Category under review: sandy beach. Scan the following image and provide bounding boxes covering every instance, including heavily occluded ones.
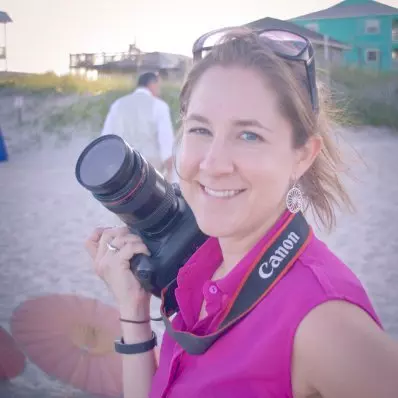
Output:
[1,125,398,397]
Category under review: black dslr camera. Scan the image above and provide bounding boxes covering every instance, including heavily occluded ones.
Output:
[75,134,208,298]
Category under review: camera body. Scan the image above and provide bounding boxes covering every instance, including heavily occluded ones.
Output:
[130,187,208,297]
[75,134,208,297]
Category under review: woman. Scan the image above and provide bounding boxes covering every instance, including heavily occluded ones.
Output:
[85,28,398,398]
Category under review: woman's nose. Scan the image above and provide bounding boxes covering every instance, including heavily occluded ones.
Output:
[199,138,234,175]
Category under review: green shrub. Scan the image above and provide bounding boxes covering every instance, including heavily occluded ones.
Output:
[329,67,398,130]
[4,68,396,133]
[38,83,182,134]
[0,72,134,94]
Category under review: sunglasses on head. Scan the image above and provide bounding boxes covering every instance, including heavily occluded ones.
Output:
[192,27,319,114]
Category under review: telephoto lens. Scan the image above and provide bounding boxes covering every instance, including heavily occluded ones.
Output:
[75,134,178,234]
[75,134,208,297]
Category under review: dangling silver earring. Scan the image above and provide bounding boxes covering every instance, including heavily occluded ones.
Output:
[286,181,304,214]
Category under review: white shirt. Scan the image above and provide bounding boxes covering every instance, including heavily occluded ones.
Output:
[101,87,174,164]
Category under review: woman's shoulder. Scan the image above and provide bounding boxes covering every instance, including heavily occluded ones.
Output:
[291,296,391,398]
[297,235,367,294]
[285,234,381,326]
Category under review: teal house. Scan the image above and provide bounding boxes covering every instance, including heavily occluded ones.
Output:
[290,0,398,71]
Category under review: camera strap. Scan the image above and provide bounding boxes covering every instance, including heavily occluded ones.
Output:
[160,211,312,355]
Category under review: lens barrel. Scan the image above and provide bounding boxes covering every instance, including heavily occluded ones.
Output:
[75,134,178,235]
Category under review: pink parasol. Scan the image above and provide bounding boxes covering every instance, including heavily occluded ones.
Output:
[0,326,26,380]
[11,294,124,397]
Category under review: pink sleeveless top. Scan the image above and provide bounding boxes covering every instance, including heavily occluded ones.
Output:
[150,211,382,398]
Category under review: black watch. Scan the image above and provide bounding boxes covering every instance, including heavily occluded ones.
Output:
[114,331,157,355]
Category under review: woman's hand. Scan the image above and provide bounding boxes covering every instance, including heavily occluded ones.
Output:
[85,226,151,315]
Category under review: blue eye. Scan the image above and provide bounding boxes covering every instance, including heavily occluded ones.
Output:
[241,131,261,142]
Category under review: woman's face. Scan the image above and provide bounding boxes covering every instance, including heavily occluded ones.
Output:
[178,66,318,239]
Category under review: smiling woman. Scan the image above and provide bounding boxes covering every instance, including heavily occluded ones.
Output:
[177,64,318,242]
[176,30,351,236]
[150,28,398,398]
[86,27,398,398]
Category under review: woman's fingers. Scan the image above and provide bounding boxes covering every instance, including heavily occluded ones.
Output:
[97,226,129,259]
[85,226,152,308]
[111,234,144,250]
[116,241,151,261]
[85,227,107,260]
[97,241,150,279]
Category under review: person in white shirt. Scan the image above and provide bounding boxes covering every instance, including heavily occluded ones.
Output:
[101,72,176,182]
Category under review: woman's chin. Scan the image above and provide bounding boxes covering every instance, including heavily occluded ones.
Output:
[196,218,236,238]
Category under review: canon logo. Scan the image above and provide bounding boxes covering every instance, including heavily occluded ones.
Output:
[258,232,300,279]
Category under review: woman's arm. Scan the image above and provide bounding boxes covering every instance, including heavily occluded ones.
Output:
[120,305,158,398]
[292,300,398,398]
[85,227,158,398]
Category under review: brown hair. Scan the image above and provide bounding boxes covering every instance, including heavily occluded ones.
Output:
[177,28,354,231]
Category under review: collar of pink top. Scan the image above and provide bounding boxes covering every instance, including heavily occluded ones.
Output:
[174,210,292,331]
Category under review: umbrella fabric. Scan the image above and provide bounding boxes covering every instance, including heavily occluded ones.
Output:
[0,326,26,380]
[11,294,124,397]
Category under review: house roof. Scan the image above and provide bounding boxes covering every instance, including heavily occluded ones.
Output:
[291,0,398,20]
[244,17,350,49]
[0,11,12,23]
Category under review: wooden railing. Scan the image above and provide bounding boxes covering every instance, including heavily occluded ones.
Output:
[69,52,141,69]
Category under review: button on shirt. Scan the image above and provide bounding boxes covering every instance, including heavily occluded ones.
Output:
[150,210,382,398]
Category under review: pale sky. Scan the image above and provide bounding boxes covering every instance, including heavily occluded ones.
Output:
[1,0,397,74]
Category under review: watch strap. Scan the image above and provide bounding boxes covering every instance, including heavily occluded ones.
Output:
[114,331,157,354]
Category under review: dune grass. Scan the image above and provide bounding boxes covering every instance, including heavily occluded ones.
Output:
[328,67,398,130]
[0,72,182,135]
[1,68,397,134]
[0,71,133,94]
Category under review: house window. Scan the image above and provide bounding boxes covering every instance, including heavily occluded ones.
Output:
[392,49,398,63]
[365,19,380,34]
[305,23,319,32]
[393,19,398,41]
[365,49,379,63]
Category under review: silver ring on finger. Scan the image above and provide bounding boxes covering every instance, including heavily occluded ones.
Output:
[106,242,119,252]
